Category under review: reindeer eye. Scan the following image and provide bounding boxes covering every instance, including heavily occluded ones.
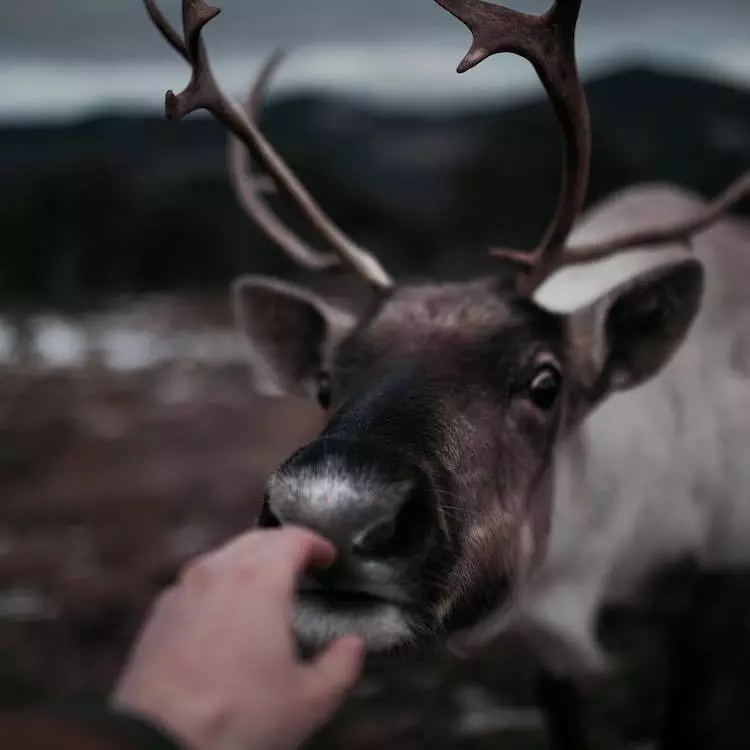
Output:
[527,366,562,411]
[317,372,332,410]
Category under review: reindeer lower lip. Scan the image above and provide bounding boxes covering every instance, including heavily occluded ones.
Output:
[293,585,417,651]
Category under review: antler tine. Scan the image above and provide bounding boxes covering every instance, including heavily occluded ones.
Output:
[434,0,591,295]
[143,0,189,60]
[555,169,750,270]
[227,51,341,272]
[142,0,393,291]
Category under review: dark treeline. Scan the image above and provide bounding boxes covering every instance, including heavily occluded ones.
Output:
[1,65,749,312]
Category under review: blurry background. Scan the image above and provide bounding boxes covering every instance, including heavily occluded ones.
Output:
[1,1,750,748]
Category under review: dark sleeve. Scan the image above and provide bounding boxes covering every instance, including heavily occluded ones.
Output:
[0,700,184,750]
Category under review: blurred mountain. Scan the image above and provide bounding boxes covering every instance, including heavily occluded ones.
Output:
[1,65,749,310]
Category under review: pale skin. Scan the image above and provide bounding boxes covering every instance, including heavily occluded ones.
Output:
[112,527,366,750]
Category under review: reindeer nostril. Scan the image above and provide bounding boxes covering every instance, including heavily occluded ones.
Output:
[352,484,433,559]
[353,517,398,557]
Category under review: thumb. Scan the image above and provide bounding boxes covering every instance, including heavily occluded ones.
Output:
[304,636,365,718]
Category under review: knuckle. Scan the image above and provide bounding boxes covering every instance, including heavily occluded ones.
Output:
[141,589,174,622]
[152,588,176,611]
[178,555,213,589]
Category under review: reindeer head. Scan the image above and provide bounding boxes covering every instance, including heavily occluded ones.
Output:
[145,0,749,654]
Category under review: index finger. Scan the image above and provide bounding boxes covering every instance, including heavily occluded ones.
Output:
[201,526,338,592]
[258,526,338,596]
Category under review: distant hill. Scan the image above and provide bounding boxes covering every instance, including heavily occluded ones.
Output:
[1,65,749,310]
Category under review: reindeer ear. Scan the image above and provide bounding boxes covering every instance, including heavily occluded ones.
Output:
[232,275,356,399]
[573,258,704,395]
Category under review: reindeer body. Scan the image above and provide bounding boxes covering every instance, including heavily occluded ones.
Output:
[497,184,750,676]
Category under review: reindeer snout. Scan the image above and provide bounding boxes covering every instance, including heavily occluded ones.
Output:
[259,436,436,563]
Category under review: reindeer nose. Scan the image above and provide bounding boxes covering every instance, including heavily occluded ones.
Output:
[258,438,435,560]
[350,486,433,558]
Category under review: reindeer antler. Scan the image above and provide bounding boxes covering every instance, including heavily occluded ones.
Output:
[551,169,750,271]
[226,51,341,272]
[434,0,591,294]
[435,0,750,296]
[143,0,392,290]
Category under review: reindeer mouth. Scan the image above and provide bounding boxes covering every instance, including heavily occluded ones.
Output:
[302,588,388,608]
[294,579,418,652]
[298,571,415,604]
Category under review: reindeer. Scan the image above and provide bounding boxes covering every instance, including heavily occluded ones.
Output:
[143,0,750,747]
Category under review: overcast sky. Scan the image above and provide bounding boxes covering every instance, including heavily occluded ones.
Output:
[1,0,749,123]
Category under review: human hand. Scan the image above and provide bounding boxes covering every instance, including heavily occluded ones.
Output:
[111,527,365,750]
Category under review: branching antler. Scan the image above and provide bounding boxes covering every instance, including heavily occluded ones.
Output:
[435,0,750,296]
[143,0,392,290]
[434,0,590,293]
[147,0,750,297]
[227,51,341,272]
[541,169,750,273]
